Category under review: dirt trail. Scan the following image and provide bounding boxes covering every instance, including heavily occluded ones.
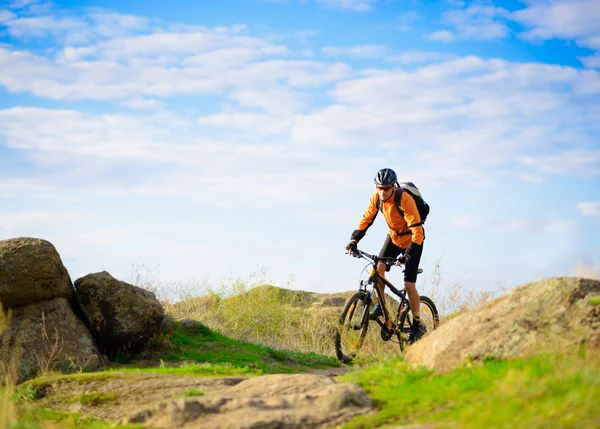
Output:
[34,372,247,421]
[32,366,363,427]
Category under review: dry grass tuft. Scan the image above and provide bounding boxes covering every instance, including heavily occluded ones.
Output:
[575,262,599,280]
[166,283,340,356]
[418,260,499,318]
[0,302,16,429]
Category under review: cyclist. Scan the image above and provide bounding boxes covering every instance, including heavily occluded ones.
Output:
[345,168,426,344]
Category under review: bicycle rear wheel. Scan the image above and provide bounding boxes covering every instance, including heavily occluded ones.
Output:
[397,295,439,351]
[334,291,371,363]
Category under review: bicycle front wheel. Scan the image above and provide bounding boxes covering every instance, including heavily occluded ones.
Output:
[397,295,439,351]
[334,291,371,363]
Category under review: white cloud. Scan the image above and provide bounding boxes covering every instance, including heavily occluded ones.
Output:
[0,106,342,206]
[430,0,600,68]
[1,7,600,195]
[1,2,151,43]
[0,212,76,232]
[71,227,129,245]
[86,10,151,38]
[451,216,573,233]
[315,0,379,12]
[520,150,600,178]
[386,51,456,64]
[451,215,484,229]
[0,10,16,22]
[447,4,511,39]
[428,4,511,42]
[290,57,600,184]
[199,111,291,135]
[0,37,350,101]
[2,14,89,41]
[497,219,573,233]
[7,0,52,15]
[577,202,600,217]
[258,0,381,11]
[121,97,164,110]
[580,53,600,69]
[427,30,455,42]
[513,0,600,48]
[322,44,388,58]
[2,6,346,105]
[234,87,310,113]
[427,0,600,68]
[0,177,59,198]
[2,48,599,187]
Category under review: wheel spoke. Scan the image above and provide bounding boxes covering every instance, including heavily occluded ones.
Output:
[335,292,370,363]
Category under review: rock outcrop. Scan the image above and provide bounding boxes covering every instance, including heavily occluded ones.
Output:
[0,237,74,307]
[125,373,372,429]
[0,297,102,382]
[406,277,600,372]
[75,271,165,356]
[0,237,165,382]
[0,237,103,382]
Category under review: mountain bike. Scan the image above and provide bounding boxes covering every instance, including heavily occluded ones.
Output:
[334,248,439,363]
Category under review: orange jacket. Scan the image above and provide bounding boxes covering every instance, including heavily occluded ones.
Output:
[355,188,424,249]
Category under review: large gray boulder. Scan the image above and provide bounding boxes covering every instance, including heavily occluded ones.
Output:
[406,277,600,372]
[74,271,165,356]
[0,237,74,308]
[0,297,102,383]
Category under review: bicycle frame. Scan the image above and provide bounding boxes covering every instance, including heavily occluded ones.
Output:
[356,253,410,331]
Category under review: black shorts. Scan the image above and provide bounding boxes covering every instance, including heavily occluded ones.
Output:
[378,234,423,283]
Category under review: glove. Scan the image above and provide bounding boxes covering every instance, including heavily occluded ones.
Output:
[345,240,358,253]
[397,254,410,265]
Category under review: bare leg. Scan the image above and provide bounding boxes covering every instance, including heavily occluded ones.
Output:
[376,261,388,299]
[405,281,420,318]
[376,262,392,323]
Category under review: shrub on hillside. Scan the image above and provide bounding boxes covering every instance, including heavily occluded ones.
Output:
[167,284,339,355]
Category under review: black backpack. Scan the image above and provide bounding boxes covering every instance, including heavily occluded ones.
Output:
[377,181,429,225]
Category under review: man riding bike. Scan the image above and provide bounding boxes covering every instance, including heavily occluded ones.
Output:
[345,168,427,344]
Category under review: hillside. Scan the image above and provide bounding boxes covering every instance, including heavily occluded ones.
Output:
[5,277,600,428]
[164,284,355,358]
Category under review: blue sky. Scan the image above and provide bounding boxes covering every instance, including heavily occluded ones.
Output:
[1,0,599,300]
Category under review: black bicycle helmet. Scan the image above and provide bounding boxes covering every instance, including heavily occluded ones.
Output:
[374,168,397,186]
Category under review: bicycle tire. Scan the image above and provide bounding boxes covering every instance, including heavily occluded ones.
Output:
[397,295,439,351]
[334,291,371,363]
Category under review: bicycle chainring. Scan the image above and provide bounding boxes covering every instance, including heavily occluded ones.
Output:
[380,326,393,341]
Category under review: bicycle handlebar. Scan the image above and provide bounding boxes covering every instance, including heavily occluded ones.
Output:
[349,248,409,268]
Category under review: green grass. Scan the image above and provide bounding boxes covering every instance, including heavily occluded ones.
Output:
[112,361,257,376]
[182,389,204,397]
[10,320,339,429]
[17,372,115,394]
[64,393,119,407]
[12,407,143,429]
[589,296,600,305]
[340,351,600,429]
[154,321,339,374]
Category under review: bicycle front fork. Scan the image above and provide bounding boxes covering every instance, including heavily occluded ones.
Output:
[369,284,394,330]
